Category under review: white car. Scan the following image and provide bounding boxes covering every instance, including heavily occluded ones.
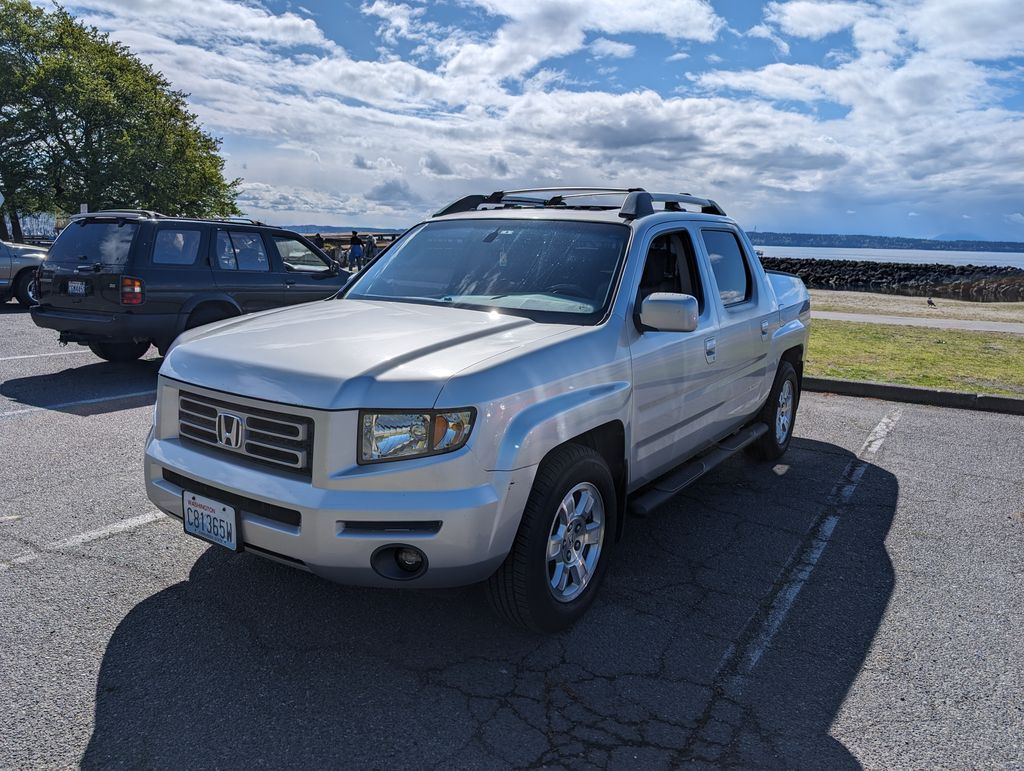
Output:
[145,187,810,631]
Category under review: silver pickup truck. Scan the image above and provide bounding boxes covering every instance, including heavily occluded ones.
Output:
[145,187,810,631]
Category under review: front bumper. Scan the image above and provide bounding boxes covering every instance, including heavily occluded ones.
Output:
[145,427,537,589]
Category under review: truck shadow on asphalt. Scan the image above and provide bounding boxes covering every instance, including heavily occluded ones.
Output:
[82,438,898,768]
[0,359,159,416]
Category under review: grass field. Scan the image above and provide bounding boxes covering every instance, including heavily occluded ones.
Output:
[809,289,1024,323]
[807,319,1024,396]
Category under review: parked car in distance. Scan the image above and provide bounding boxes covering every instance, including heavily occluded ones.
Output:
[1,239,47,307]
[31,210,349,362]
[144,187,810,631]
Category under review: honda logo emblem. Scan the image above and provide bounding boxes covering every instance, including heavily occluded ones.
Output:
[216,412,243,449]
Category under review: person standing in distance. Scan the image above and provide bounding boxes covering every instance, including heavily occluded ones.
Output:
[349,230,364,269]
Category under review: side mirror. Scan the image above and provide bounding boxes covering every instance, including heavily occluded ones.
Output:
[639,292,699,333]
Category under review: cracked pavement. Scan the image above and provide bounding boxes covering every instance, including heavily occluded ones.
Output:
[2,304,1022,768]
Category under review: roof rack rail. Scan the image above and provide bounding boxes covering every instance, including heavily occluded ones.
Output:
[433,187,726,219]
[70,209,166,220]
[211,217,267,226]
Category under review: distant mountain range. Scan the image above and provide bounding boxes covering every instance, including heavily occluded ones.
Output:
[747,231,1024,253]
[282,224,405,235]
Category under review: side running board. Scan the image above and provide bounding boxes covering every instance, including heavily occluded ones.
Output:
[629,423,768,516]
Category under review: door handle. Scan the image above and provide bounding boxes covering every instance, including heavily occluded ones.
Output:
[704,337,717,364]
[761,320,770,338]
[284,279,296,287]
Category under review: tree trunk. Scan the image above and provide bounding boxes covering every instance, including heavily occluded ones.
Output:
[0,206,9,241]
[9,209,24,243]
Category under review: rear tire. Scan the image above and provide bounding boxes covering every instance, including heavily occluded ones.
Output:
[88,340,151,363]
[747,360,800,461]
[14,269,37,307]
[486,444,617,633]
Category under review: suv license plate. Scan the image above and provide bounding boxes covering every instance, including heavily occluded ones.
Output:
[67,280,86,296]
[183,491,240,552]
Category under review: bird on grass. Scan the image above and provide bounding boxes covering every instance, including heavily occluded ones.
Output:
[927,297,937,308]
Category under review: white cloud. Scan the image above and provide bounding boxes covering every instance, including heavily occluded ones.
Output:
[908,211,919,217]
[747,23,790,56]
[590,37,635,59]
[764,0,868,40]
[1007,213,1024,226]
[665,51,690,62]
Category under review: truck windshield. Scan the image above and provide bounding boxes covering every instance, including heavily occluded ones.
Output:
[343,219,630,324]
[48,221,138,265]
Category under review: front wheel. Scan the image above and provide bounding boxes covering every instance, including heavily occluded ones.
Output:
[88,340,151,363]
[747,360,800,461]
[486,444,617,632]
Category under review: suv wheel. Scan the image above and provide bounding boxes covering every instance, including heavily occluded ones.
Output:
[747,360,800,461]
[486,444,616,632]
[88,340,151,363]
[14,269,38,307]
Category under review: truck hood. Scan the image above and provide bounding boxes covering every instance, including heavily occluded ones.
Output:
[160,299,573,410]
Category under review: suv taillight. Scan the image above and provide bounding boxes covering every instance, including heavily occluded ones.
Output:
[120,276,144,305]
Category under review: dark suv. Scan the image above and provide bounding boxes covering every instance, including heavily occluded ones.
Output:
[32,210,349,361]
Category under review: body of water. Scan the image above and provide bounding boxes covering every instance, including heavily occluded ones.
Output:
[755,245,1024,269]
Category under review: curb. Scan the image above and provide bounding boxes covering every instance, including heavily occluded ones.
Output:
[803,377,1024,416]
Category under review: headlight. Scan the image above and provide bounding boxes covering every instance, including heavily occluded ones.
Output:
[359,409,475,464]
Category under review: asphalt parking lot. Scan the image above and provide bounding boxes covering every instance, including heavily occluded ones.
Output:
[2,302,1022,769]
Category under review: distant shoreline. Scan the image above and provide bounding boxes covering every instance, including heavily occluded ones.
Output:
[749,232,1024,254]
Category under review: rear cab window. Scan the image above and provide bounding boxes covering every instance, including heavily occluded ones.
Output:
[700,229,753,307]
[48,221,139,266]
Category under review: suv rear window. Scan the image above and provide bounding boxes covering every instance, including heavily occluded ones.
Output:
[49,222,138,266]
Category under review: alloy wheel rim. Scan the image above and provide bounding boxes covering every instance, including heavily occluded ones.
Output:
[546,482,605,603]
[776,379,793,444]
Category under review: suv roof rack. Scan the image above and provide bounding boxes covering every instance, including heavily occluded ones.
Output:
[211,217,267,226]
[70,209,166,220]
[432,187,726,220]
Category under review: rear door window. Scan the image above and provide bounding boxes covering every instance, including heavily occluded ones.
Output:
[216,231,271,272]
[153,229,202,265]
[701,229,752,306]
[49,222,138,265]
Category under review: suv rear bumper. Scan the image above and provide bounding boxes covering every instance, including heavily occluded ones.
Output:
[31,305,179,344]
[144,433,537,588]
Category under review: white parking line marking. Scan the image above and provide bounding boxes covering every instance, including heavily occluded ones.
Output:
[0,389,156,419]
[0,511,166,573]
[0,350,92,362]
[727,406,903,682]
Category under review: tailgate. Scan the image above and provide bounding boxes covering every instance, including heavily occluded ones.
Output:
[37,220,139,313]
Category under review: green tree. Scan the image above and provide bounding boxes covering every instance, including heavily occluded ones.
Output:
[0,0,239,240]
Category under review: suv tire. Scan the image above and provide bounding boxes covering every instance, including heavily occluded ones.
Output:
[747,360,800,461]
[14,269,37,307]
[88,340,151,363]
[486,444,616,632]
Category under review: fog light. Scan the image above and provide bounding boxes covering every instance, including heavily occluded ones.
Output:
[395,547,424,573]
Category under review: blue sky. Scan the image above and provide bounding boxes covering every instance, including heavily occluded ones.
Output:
[50,0,1024,239]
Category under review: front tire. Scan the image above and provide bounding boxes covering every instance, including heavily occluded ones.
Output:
[747,360,800,461]
[486,444,617,632]
[14,269,37,307]
[88,340,151,363]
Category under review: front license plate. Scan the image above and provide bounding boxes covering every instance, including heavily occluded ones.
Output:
[67,280,86,296]
[183,491,240,551]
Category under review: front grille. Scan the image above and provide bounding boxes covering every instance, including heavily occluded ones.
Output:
[163,469,301,528]
[177,391,314,476]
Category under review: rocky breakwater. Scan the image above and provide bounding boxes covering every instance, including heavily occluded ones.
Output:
[759,256,1024,302]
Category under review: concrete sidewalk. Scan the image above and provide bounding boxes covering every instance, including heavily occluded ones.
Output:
[812,310,1024,334]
